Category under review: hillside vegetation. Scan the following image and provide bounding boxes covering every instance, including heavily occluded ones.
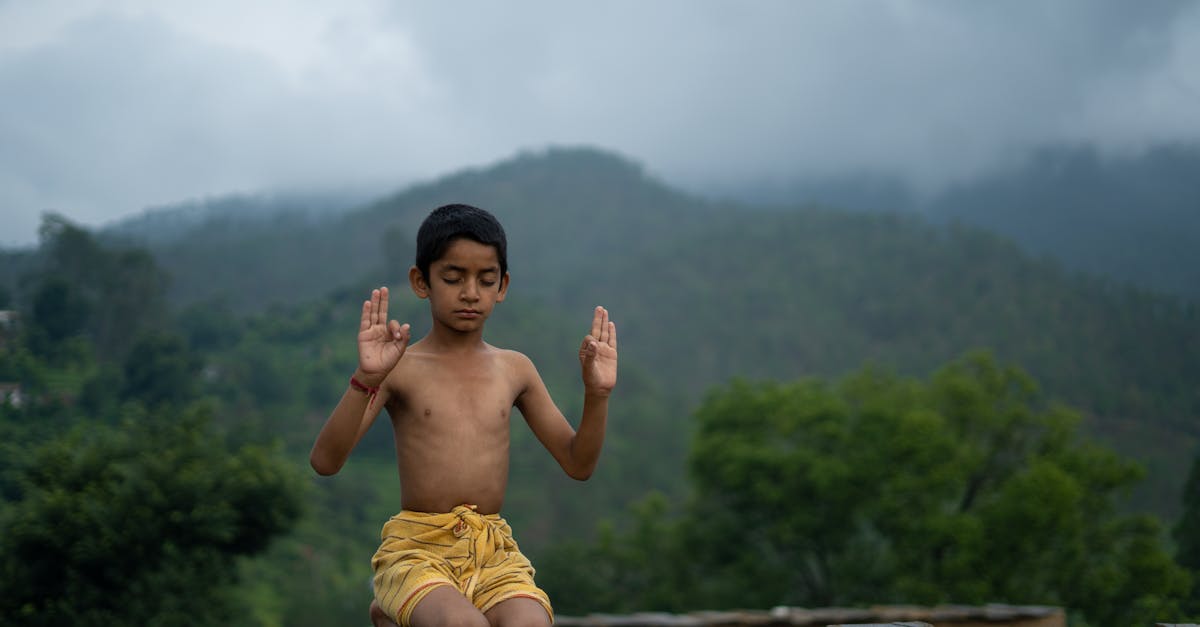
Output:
[95,146,1199,509]
[723,143,1200,300]
[2,146,1198,624]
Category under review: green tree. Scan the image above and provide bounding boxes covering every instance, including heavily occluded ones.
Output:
[31,214,168,358]
[121,331,200,407]
[1177,452,1200,613]
[553,353,1191,625]
[0,404,304,626]
[27,277,91,354]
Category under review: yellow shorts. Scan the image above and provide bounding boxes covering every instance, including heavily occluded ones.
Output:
[371,505,553,626]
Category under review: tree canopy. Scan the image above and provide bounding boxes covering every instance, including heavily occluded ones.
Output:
[540,354,1194,625]
[0,220,304,626]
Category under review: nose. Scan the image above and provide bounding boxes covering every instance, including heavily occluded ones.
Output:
[461,279,480,302]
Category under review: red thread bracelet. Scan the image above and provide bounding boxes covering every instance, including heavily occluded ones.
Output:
[349,376,379,397]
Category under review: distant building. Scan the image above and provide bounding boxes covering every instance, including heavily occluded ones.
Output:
[0,383,22,408]
[0,310,17,329]
[0,310,17,348]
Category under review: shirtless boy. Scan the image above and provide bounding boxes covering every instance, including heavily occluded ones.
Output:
[310,204,617,627]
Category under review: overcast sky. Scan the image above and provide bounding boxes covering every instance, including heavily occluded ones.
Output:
[2,1,1198,246]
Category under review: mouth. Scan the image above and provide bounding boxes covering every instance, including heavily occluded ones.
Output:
[455,309,481,318]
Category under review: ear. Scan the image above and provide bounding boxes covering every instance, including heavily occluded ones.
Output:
[409,266,429,299]
[495,272,510,302]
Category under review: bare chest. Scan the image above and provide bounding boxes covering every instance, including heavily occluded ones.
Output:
[388,356,521,433]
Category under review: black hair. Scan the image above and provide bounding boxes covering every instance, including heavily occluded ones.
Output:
[414,204,508,282]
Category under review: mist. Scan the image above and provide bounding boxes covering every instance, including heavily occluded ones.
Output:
[2,1,1199,245]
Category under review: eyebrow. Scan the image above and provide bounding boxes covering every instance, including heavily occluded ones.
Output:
[441,264,499,274]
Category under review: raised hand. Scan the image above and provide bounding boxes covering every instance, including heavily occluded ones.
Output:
[579,306,618,395]
[357,287,411,384]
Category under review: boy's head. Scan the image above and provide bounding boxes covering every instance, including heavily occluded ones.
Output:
[414,204,508,283]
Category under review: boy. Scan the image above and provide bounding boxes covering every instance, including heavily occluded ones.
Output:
[310,204,617,627]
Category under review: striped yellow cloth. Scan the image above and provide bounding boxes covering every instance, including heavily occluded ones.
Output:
[372,504,553,625]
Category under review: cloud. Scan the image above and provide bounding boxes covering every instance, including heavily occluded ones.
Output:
[0,7,442,245]
[1,1,1198,245]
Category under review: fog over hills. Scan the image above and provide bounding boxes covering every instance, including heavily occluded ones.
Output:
[34,146,1190,518]
[702,142,1200,300]
[98,142,1200,304]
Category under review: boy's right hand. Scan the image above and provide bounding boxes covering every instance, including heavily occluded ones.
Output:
[357,287,410,385]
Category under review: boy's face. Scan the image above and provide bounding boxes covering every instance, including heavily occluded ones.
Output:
[410,237,508,334]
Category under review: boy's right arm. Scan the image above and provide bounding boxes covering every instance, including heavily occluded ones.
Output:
[310,287,410,476]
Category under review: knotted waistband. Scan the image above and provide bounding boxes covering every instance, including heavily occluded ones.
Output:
[452,504,504,599]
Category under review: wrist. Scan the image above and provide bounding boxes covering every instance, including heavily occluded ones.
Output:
[348,374,380,409]
[584,387,613,401]
[351,370,384,390]
[350,369,381,389]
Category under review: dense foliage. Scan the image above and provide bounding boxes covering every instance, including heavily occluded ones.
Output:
[540,355,1194,626]
[1177,454,1200,617]
[2,148,1199,624]
[0,223,304,626]
[0,406,302,626]
[65,148,1199,518]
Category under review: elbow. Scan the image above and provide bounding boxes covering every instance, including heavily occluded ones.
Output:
[566,465,595,482]
[309,450,343,477]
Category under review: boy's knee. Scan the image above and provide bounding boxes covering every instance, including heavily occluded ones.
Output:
[373,600,490,627]
[436,607,490,627]
[486,598,552,627]
[495,612,551,627]
[407,591,491,627]
[371,600,400,627]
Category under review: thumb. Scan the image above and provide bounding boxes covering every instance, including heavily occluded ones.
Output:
[579,336,597,363]
[392,321,410,342]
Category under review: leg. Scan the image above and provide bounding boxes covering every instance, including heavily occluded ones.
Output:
[408,586,491,627]
[485,597,553,627]
[371,599,401,627]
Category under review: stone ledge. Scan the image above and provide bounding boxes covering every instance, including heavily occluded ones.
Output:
[557,604,1064,627]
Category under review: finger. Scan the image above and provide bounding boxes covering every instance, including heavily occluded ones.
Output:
[607,321,617,350]
[379,286,389,326]
[360,299,372,331]
[590,306,603,339]
[598,307,610,343]
[370,288,381,326]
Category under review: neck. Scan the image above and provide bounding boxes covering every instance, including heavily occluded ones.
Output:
[422,323,488,352]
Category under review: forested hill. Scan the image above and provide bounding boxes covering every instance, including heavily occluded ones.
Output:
[929,143,1200,299]
[588,205,1198,511]
[5,146,1195,513]
[102,148,720,311]
[717,143,1200,300]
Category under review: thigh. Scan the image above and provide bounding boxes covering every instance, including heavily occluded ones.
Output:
[484,596,552,627]
[410,586,490,627]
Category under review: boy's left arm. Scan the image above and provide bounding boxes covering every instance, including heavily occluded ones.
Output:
[517,306,617,480]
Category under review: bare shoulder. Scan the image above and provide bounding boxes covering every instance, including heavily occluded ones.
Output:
[493,346,533,366]
[491,346,540,389]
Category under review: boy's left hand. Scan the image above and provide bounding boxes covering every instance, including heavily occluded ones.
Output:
[579,306,618,396]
